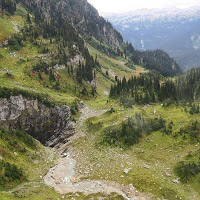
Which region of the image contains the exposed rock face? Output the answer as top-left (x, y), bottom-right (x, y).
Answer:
top-left (52, 55), bottom-right (85, 71)
top-left (0, 95), bottom-right (73, 147)
top-left (0, 39), bottom-right (8, 47)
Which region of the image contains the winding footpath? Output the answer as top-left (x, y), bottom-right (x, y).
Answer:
top-left (44, 106), bottom-right (150, 200)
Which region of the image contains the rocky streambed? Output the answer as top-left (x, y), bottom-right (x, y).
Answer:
top-left (44, 152), bottom-right (139, 200)
top-left (44, 107), bottom-right (151, 200)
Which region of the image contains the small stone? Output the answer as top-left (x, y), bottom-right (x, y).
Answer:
top-left (96, 164), bottom-right (101, 168)
top-left (129, 183), bottom-right (136, 190)
top-left (144, 165), bottom-right (150, 169)
top-left (165, 172), bottom-right (171, 177)
top-left (172, 179), bottom-right (180, 184)
top-left (124, 168), bottom-right (132, 174)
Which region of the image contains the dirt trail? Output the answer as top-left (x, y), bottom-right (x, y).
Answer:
top-left (44, 106), bottom-right (150, 200)
top-left (59, 106), bottom-right (107, 153)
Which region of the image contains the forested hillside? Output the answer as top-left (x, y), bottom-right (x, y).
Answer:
top-left (110, 68), bottom-right (200, 106)
top-left (15, 0), bottom-right (123, 52)
top-left (0, 1), bottom-right (199, 200)
top-left (1, 0), bottom-right (181, 79)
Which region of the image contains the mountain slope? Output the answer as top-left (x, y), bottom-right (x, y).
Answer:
top-left (17, 0), bottom-right (182, 76)
top-left (104, 7), bottom-right (200, 70)
top-left (16, 0), bottom-right (123, 50)
top-left (0, 0), bottom-right (181, 109)
top-left (0, 1), bottom-right (199, 200)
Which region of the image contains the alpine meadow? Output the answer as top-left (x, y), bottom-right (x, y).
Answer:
top-left (0, 0), bottom-right (199, 200)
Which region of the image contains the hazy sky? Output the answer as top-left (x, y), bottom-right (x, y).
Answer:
top-left (87, 0), bottom-right (200, 13)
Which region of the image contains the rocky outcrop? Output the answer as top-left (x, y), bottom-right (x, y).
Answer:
top-left (52, 55), bottom-right (85, 70)
top-left (0, 95), bottom-right (74, 147)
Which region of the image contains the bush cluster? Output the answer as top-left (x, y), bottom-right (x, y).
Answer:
top-left (174, 161), bottom-right (200, 183)
top-left (101, 114), bottom-right (166, 147)
top-left (0, 161), bottom-right (23, 189)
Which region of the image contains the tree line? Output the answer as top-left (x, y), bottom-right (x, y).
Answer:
top-left (110, 68), bottom-right (200, 105)
top-left (0, 0), bottom-right (16, 15)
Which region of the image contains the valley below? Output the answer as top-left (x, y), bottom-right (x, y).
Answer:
top-left (0, 0), bottom-right (200, 199)
top-left (104, 7), bottom-right (200, 70)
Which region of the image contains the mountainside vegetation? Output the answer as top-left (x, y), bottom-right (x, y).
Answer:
top-left (0, 126), bottom-right (60, 197)
top-left (0, 0), bottom-right (200, 200)
top-left (110, 68), bottom-right (200, 106)
top-left (124, 44), bottom-right (181, 77)
top-left (0, 0), bottom-right (16, 15)
top-left (1, 0), bottom-right (181, 81)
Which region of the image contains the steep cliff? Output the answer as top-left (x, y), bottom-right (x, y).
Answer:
top-left (0, 95), bottom-right (73, 147)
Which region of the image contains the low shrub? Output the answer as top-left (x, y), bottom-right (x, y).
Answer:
top-left (174, 161), bottom-right (200, 182)
top-left (0, 127), bottom-right (36, 148)
top-left (120, 97), bottom-right (135, 108)
top-left (0, 161), bottom-right (24, 189)
top-left (101, 114), bottom-right (165, 147)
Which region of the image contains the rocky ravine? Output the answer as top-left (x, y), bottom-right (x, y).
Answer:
top-left (0, 95), bottom-right (150, 199)
top-left (44, 106), bottom-right (151, 200)
top-left (0, 95), bottom-right (73, 147)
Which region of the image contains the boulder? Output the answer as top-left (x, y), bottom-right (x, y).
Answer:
top-left (124, 168), bottom-right (132, 174)
top-left (172, 179), bottom-right (180, 184)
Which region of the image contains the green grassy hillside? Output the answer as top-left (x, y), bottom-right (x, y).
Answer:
top-left (0, 127), bottom-right (62, 200)
top-left (0, 5), bottom-right (27, 43)
top-left (73, 102), bottom-right (200, 200)
top-left (0, 6), bottom-right (147, 106)
top-left (0, 2), bottom-right (199, 200)
top-left (87, 42), bottom-right (146, 101)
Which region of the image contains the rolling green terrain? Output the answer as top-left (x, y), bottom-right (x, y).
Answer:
top-left (73, 102), bottom-right (200, 200)
top-left (0, 0), bottom-right (199, 200)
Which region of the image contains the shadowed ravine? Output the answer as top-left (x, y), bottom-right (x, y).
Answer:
top-left (44, 106), bottom-right (150, 200)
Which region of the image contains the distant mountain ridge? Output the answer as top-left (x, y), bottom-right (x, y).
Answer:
top-left (102, 6), bottom-right (200, 19)
top-left (104, 7), bottom-right (200, 70)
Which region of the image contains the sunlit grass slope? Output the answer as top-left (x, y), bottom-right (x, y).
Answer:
top-left (73, 102), bottom-right (200, 200)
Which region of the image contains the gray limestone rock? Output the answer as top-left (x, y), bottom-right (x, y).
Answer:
top-left (0, 95), bottom-right (74, 148)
